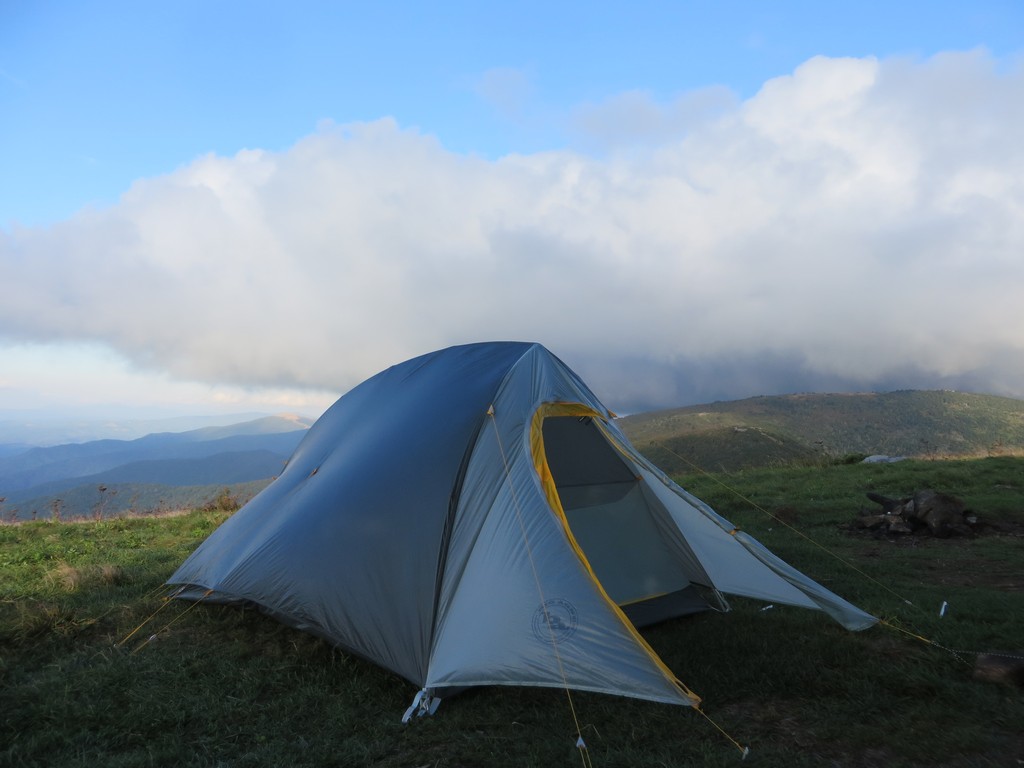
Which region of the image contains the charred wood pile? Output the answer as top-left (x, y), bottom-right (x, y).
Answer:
top-left (854, 489), bottom-right (976, 537)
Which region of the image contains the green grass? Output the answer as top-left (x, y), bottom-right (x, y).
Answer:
top-left (2, 459), bottom-right (1023, 766)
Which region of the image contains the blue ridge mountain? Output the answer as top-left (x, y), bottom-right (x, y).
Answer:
top-left (0, 415), bottom-right (312, 491)
top-left (0, 411), bottom-right (274, 446)
top-left (0, 414), bottom-right (312, 519)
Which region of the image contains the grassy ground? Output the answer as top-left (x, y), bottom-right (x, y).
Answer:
top-left (2, 458), bottom-right (1022, 767)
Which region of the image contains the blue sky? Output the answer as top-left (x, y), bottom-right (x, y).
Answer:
top-left (5, 1), bottom-right (1019, 226)
top-left (1, 1), bottom-right (1023, 424)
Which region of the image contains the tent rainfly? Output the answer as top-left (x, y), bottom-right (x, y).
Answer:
top-left (168, 341), bottom-right (876, 717)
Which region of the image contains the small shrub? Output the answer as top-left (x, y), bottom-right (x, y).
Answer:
top-left (92, 485), bottom-right (116, 520)
top-left (202, 488), bottom-right (241, 513)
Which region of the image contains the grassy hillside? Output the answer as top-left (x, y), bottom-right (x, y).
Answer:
top-left (619, 390), bottom-right (1024, 473)
top-left (635, 425), bottom-right (821, 474)
top-left (2, 457), bottom-right (1022, 767)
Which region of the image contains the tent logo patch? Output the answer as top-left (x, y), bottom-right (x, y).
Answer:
top-left (532, 598), bottom-right (579, 644)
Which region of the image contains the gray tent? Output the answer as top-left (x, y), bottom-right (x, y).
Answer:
top-left (168, 342), bottom-right (875, 714)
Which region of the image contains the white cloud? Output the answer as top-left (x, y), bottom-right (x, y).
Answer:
top-left (0, 342), bottom-right (337, 417)
top-left (2, 50), bottom-right (1023, 412)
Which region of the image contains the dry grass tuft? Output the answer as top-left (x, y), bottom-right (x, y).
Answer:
top-left (49, 563), bottom-right (128, 591)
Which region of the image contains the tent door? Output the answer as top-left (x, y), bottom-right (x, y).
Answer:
top-left (540, 415), bottom-right (711, 626)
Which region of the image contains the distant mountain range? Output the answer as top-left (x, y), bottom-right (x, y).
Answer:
top-left (4, 390), bottom-right (1022, 521)
top-left (617, 390), bottom-right (1024, 474)
top-left (0, 411), bottom-right (277, 447)
top-left (0, 414), bottom-right (313, 521)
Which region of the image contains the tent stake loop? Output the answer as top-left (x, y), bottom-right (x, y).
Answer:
top-left (401, 688), bottom-right (440, 723)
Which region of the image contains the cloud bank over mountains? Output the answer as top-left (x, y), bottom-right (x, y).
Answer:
top-left (3, 51), bottom-right (1022, 412)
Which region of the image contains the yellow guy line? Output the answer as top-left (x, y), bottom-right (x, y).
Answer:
top-left (117, 587), bottom-right (213, 652)
top-left (117, 586), bottom-right (185, 648)
top-left (696, 706), bottom-right (750, 759)
top-left (876, 618), bottom-right (971, 664)
top-left (129, 589), bottom-right (215, 655)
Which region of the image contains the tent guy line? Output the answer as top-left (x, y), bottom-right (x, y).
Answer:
top-left (650, 438), bottom-right (989, 663)
top-left (653, 440), bottom-right (921, 609)
top-left (483, 404), bottom-right (594, 758)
